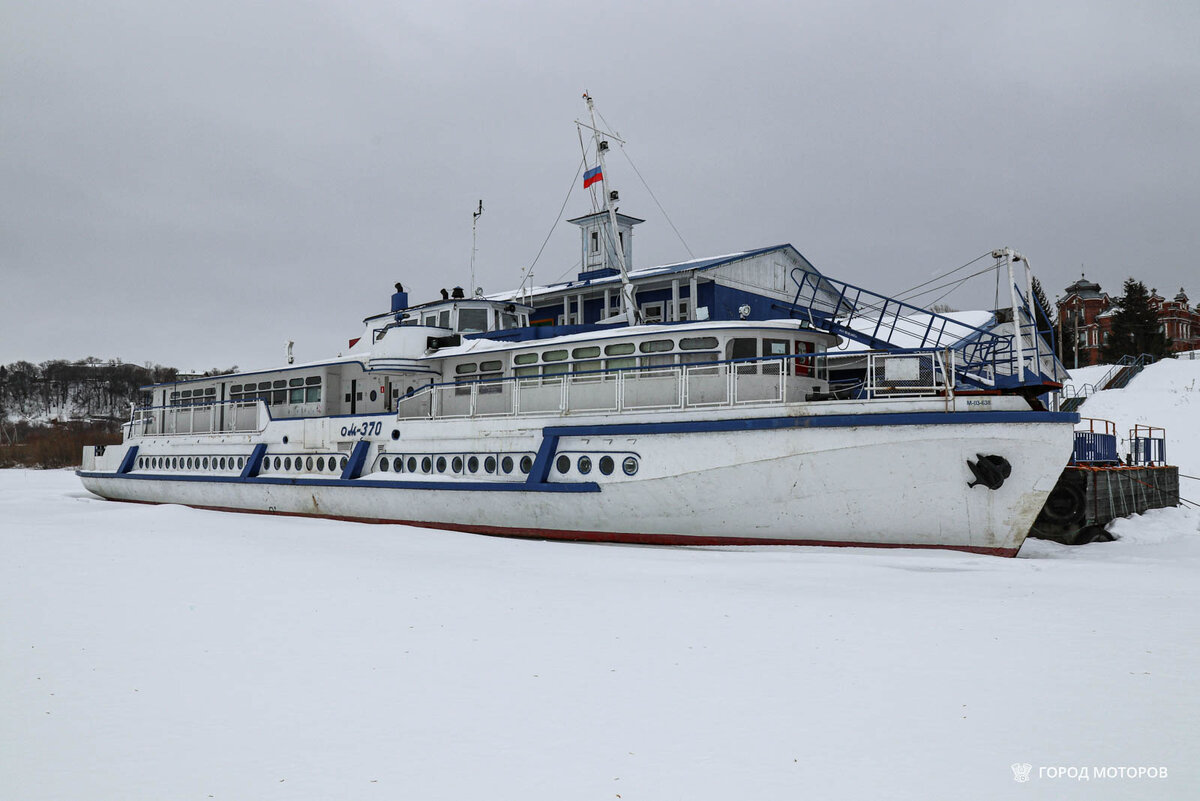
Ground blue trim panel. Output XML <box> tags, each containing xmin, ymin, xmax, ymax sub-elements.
<box><xmin>117</xmin><ymin>446</ymin><xmax>139</xmax><ymax>474</ymax></box>
<box><xmin>77</xmin><ymin>471</ymin><xmax>599</xmax><ymax>493</ymax></box>
<box><xmin>527</xmin><ymin>434</ymin><xmax>560</xmax><ymax>485</ymax></box>
<box><xmin>341</xmin><ymin>441</ymin><xmax>370</xmax><ymax>480</ymax></box>
<box><xmin>542</xmin><ymin>410</ymin><xmax>1079</xmax><ymax>438</ymax></box>
<box><xmin>241</xmin><ymin>443</ymin><xmax>267</xmax><ymax>478</ymax></box>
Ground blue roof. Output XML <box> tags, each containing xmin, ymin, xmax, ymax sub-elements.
<box><xmin>491</xmin><ymin>244</ymin><xmax>817</xmax><ymax>301</ymax></box>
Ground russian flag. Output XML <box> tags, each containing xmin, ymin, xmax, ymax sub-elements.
<box><xmin>583</xmin><ymin>165</ymin><xmax>603</xmax><ymax>189</ymax></box>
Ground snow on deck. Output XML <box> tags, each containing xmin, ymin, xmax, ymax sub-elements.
<box><xmin>3</xmin><ymin>467</ymin><xmax>1198</xmax><ymax>800</ymax></box>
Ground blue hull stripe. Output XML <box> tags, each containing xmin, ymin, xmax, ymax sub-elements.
<box><xmin>545</xmin><ymin>409</ymin><xmax>1077</xmax><ymax>438</ymax></box>
<box><xmin>77</xmin><ymin>471</ymin><xmax>600</xmax><ymax>493</ymax></box>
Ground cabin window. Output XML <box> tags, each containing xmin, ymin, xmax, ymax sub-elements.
<box><xmin>500</xmin><ymin>312</ymin><xmax>520</xmax><ymax>329</ymax></box>
<box><xmin>543</xmin><ymin>350</ymin><xmax>567</xmax><ymax>362</ymax></box>
<box><xmin>639</xmin><ymin>339</ymin><xmax>673</xmax><ymax>353</ymax></box>
<box><xmin>452</xmin><ymin>456</ymin><xmax>463</xmax><ymax>473</ymax></box>
<box><xmin>458</xmin><ymin>308</ymin><xmax>487</xmax><ymax>333</ymax></box>
<box><xmin>288</xmin><ymin>388</ymin><xmax>302</xmax><ymax>403</ymax></box>
<box><xmin>591</xmin><ymin>231</ymin><xmax>599</xmax><ymax>253</ymax></box>
<box><xmin>763</xmin><ymin>338</ymin><xmax>789</xmax><ymax>375</ymax></box>
<box><xmin>606</xmin><ymin>356</ymin><xmax>636</xmax><ymax>370</ymax></box>
<box><xmin>485</xmin><ymin>456</ymin><xmax>496</xmax><ymax>473</ymax></box>
<box><xmin>680</xmin><ymin>337</ymin><xmax>718</xmax><ymax>350</ymax></box>
<box><xmin>273</xmin><ymin>380</ymin><xmax>286</xmax><ymax>389</ymax></box>
<box><xmin>289</xmin><ymin>377</ymin><xmax>304</xmax><ymax>387</ymax></box>
<box><xmin>520</xmin><ymin>456</ymin><xmax>532</xmax><ymax>474</ymax></box>
<box><xmin>468</xmin><ymin>456</ymin><xmax>479</xmax><ymax>473</ymax></box>
<box><xmin>514</xmin><ymin>353</ymin><xmax>538</xmax><ymax>365</ymax></box>
<box><xmin>577</xmin><ymin>456</ymin><xmax>592</xmax><ymax>474</ymax></box>
<box><xmin>423</xmin><ymin>315</ymin><xmax>436</xmax><ymax>326</ymax></box>
<box><xmin>456</xmin><ymin>362</ymin><xmax>478</xmax><ymax>375</ymax></box>
<box><xmin>480</xmin><ymin>359</ymin><xmax>503</xmax><ymax>372</ymax></box>
<box><xmin>306</xmin><ymin>376</ymin><xmax>320</xmax><ymax>386</ymax></box>
<box><xmin>543</xmin><ymin>362</ymin><xmax>568</xmax><ymax>377</ymax></box>
<box><xmin>642</xmin><ymin>303</ymin><xmax>664</xmax><ymax>323</ymax></box>
<box><xmin>729</xmin><ymin>338</ymin><xmax>758</xmax><ymax>374</ymax></box>
<box><xmin>573</xmin><ymin>359</ymin><xmax>603</xmax><ymax>375</ymax></box>
<box><xmin>514</xmin><ymin>366</ymin><xmax>539</xmax><ymax>377</ymax></box>
<box><xmin>572</xmin><ymin>346</ymin><xmax>600</xmax><ymax>359</ymax></box>
<box><xmin>306</xmin><ymin>387</ymin><xmax>321</xmax><ymax>402</ymax></box>
<box><xmin>556</xmin><ymin>455</ymin><xmax>571</xmax><ymax>474</ymax></box>
<box><xmin>438</xmin><ymin>310</ymin><xmax>451</xmax><ymax>328</ymax></box>
<box><xmin>231</xmin><ymin>384</ymin><xmax>242</xmax><ymax>393</ymax></box>
<box><xmin>502</xmin><ymin>456</ymin><xmax>514</xmax><ymax>474</ymax></box>
<box><xmin>605</xmin><ymin>342</ymin><xmax>634</xmax><ymax>356</ymax></box>
<box><xmin>599</xmin><ymin>456</ymin><xmax>614</xmax><ymax>475</ymax></box>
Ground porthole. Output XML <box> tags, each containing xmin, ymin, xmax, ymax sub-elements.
<box><xmin>407</xmin><ymin>457</ymin><xmax>417</xmax><ymax>473</ymax></box>
<box><xmin>467</xmin><ymin>456</ymin><xmax>479</xmax><ymax>473</ymax></box>
<box><xmin>282</xmin><ymin>436</ymin><xmax>289</xmax><ymax>445</ymax></box>
<box><xmin>273</xmin><ymin>457</ymin><xmax>282</xmax><ymax>470</ymax></box>
<box><xmin>172</xmin><ymin>457</ymin><xmax>178</xmax><ymax>469</ymax></box>
<box><xmin>370</xmin><ymin>390</ymin><xmax>378</xmax><ymax>402</ymax></box>
<box><xmin>502</xmin><ymin>456</ymin><xmax>513</xmax><ymax>474</ymax></box>
<box><xmin>219</xmin><ymin>457</ymin><xmax>226</xmax><ymax>470</ymax></box>
<box><xmin>436</xmin><ymin>456</ymin><xmax>447</xmax><ymax>473</ymax></box>
<box><xmin>238</xmin><ymin>457</ymin><xmax>245</xmax><ymax>469</ymax></box>
<box><xmin>556</xmin><ymin>455</ymin><xmax>571</xmax><ymax>474</ymax></box>
<box><xmin>340</xmin><ymin>456</ymin><xmax>348</xmax><ymax>471</ymax></box>
<box><xmin>137</xmin><ymin>458</ymin><xmax>144</xmax><ymax>469</ymax></box>
<box><xmin>452</xmin><ymin>456</ymin><xmax>463</xmax><ymax>473</ymax></box>
<box><xmin>520</xmin><ymin>455</ymin><xmax>532</xmax><ymax>474</ymax></box>
<box><xmin>577</xmin><ymin>456</ymin><xmax>592</xmax><ymax>475</ymax></box>
<box><xmin>599</xmin><ymin>456</ymin><xmax>615</xmax><ymax>475</ymax></box>
<box><xmin>316</xmin><ymin>457</ymin><xmax>325</xmax><ymax>472</ymax></box>
<box><xmin>393</xmin><ymin>457</ymin><xmax>402</xmax><ymax>472</ymax></box>
<box><xmin>622</xmin><ymin>456</ymin><xmax>639</xmax><ymax>476</ymax></box>
<box><xmin>284</xmin><ymin>457</ymin><xmax>292</xmax><ymax>471</ymax></box>
<box><xmin>391</xmin><ymin>429</ymin><xmax>400</xmax><ymax>440</ymax></box>
<box><xmin>306</xmin><ymin>457</ymin><xmax>314</xmax><ymax>471</ymax></box>
<box><xmin>484</xmin><ymin>456</ymin><xmax>496</xmax><ymax>474</ymax></box>
<box><xmin>203</xmin><ymin>457</ymin><xmax>210</xmax><ymax>469</ymax></box>
<box><xmin>187</xmin><ymin>457</ymin><xmax>194</xmax><ymax>469</ymax></box>
<box><xmin>380</xmin><ymin>458</ymin><xmax>390</xmax><ymax>472</ymax></box>
<box><xmin>421</xmin><ymin>456</ymin><xmax>432</xmax><ymax>473</ymax></box>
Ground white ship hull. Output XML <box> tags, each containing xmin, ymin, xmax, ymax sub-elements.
<box><xmin>80</xmin><ymin>400</ymin><xmax>1074</xmax><ymax>556</ymax></box>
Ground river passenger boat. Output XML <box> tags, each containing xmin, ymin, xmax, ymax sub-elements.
<box><xmin>79</xmin><ymin>98</ymin><xmax>1076</xmax><ymax>555</ymax></box>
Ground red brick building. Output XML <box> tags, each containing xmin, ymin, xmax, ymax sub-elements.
<box><xmin>1055</xmin><ymin>276</ymin><xmax>1200</xmax><ymax>368</ymax></box>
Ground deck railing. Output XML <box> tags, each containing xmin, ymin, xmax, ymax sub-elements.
<box><xmin>396</xmin><ymin>349</ymin><xmax>957</xmax><ymax>421</ymax></box>
<box><xmin>126</xmin><ymin>399</ymin><xmax>268</xmax><ymax>438</ymax></box>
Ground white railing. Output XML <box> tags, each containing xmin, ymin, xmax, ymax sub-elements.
<box><xmin>126</xmin><ymin>400</ymin><xmax>268</xmax><ymax>438</ymax></box>
<box><xmin>396</xmin><ymin>350</ymin><xmax>956</xmax><ymax>421</ymax></box>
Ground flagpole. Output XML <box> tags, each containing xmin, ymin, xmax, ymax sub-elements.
<box><xmin>583</xmin><ymin>92</ymin><xmax>640</xmax><ymax>326</ymax></box>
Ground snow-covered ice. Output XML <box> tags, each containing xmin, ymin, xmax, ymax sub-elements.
<box><xmin>3</xmin><ymin>466</ymin><xmax>1199</xmax><ymax>800</ymax></box>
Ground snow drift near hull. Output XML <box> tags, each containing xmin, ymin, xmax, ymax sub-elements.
<box><xmin>79</xmin><ymin>419</ymin><xmax>1072</xmax><ymax>556</ymax></box>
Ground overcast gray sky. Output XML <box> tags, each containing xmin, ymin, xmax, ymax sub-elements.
<box><xmin>3</xmin><ymin>0</ymin><xmax>1198</xmax><ymax>370</ymax></box>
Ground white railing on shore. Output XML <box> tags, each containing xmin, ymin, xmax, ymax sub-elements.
<box><xmin>126</xmin><ymin>400</ymin><xmax>268</xmax><ymax>438</ymax></box>
<box><xmin>396</xmin><ymin>350</ymin><xmax>956</xmax><ymax>421</ymax></box>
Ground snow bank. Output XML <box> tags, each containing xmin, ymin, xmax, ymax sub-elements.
<box><xmin>1075</xmin><ymin>357</ymin><xmax>1200</xmax><ymax>478</ymax></box>
<box><xmin>3</xmin><ymin>469</ymin><xmax>1199</xmax><ymax>800</ymax></box>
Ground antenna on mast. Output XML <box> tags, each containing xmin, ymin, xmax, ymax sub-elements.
<box><xmin>469</xmin><ymin>199</ymin><xmax>483</xmax><ymax>296</ymax></box>
<box><xmin>580</xmin><ymin>92</ymin><xmax>640</xmax><ymax>326</ymax></box>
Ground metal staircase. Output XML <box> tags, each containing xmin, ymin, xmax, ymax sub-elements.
<box><xmin>1061</xmin><ymin>354</ymin><xmax>1157</xmax><ymax>412</ymax></box>
<box><xmin>782</xmin><ymin>268</ymin><xmax>1060</xmax><ymax>391</ymax></box>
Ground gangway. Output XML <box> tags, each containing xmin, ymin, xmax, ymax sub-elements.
<box><xmin>783</xmin><ymin>274</ymin><xmax>1061</xmax><ymax>392</ymax></box>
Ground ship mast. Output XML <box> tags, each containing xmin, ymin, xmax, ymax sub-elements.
<box><xmin>582</xmin><ymin>93</ymin><xmax>640</xmax><ymax>326</ymax></box>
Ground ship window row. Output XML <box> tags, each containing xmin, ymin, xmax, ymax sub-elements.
<box><xmin>503</xmin><ymin>336</ymin><xmax>817</xmax><ymax>378</ymax></box>
<box><xmin>229</xmin><ymin>376</ymin><xmax>322</xmax><ymax>406</ymax></box>
<box><xmin>554</xmin><ymin>453</ymin><xmax>638</xmax><ymax>477</ymax></box>
<box><xmin>169</xmin><ymin>386</ymin><xmax>217</xmax><ymax>405</ymax></box>
<box><xmin>138</xmin><ymin>455</ymin><xmax>246</xmax><ymax>471</ymax></box>
<box><xmin>375</xmin><ymin>452</ymin><xmax>536</xmax><ymax>476</ymax></box>
<box><xmin>261</xmin><ymin>454</ymin><xmax>348</xmax><ymax>474</ymax></box>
